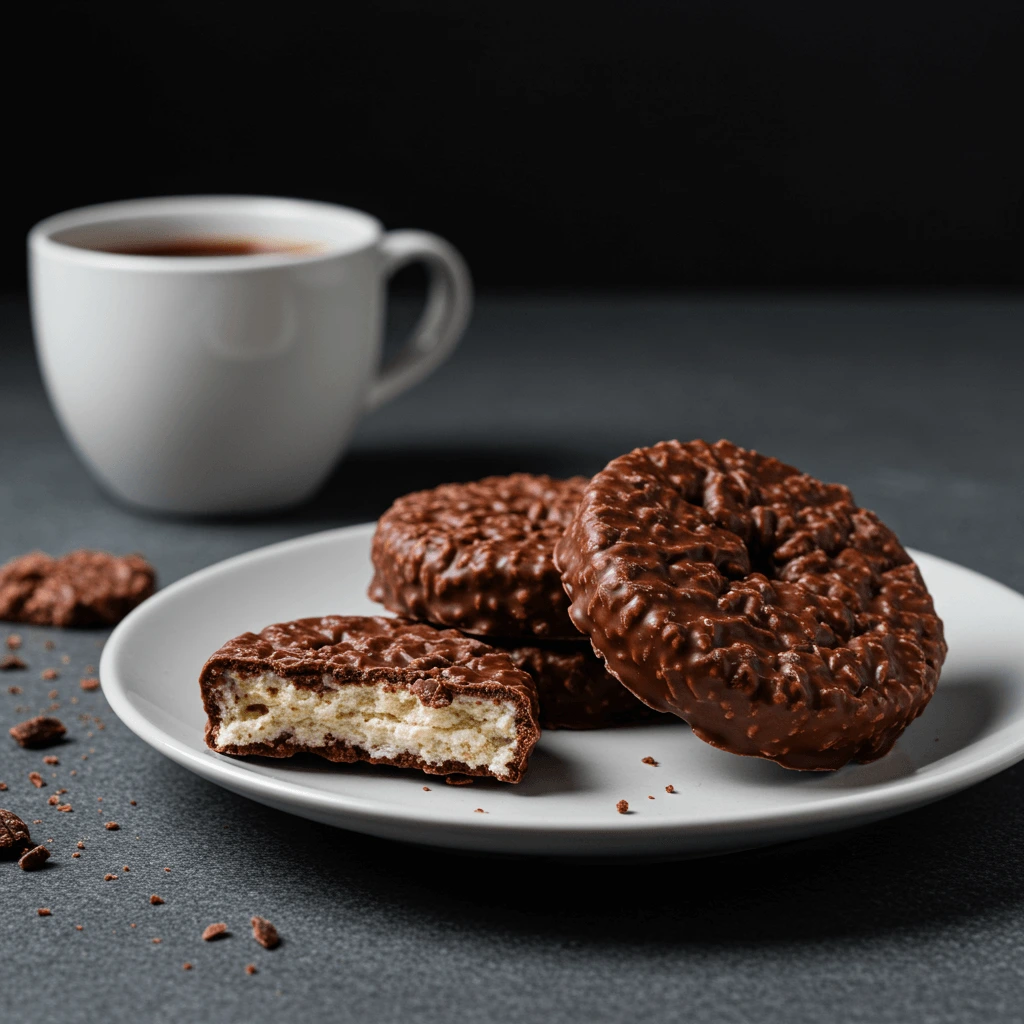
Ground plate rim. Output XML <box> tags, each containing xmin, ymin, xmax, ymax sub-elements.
<box><xmin>99</xmin><ymin>524</ymin><xmax>1024</xmax><ymax>845</ymax></box>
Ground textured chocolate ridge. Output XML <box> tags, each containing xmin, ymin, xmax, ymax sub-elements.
<box><xmin>369</xmin><ymin>474</ymin><xmax>587</xmax><ymax>639</ymax></box>
<box><xmin>199</xmin><ymin>615</ymin><xmax>541</xmax><ymax>783</ymax></box>
<box><xmin>487</xmin><ymin>638</ymin><xmax>666</xmax><ymax>730</ymax></box>
<box><xmin>554</xmin><ymin>439</ymin><xmax>947</xmax><ymax>771</ymax></box>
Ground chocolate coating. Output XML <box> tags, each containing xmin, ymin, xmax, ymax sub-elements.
<box><xmin>200</xmin><ymin>615</ymin><xmax>541</xmax><ymax>783</ymax></box>
<box><xmin>0</xmin><ymin>550</ymin><xmax>155</xmax><ymax>627</ymax></box>
<box><xmin>554</xmin><ymin>439</ymin><xmax>947</xmax><ymax>770</ymax></box>
<box><xmin>369</xmin><ymin>475</ymin><xmax>587</xmax><ymax>639</ymax></box>
<box><xmin>490</xmin><ymin>638</ymin><xmax>666</xmax><ymax>730</ymax></box>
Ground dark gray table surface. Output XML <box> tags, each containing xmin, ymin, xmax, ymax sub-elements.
<box><xmin>1</xmin><ymin>294</ymin><xmax>1022</xmax><ymax>1023</ymax></box>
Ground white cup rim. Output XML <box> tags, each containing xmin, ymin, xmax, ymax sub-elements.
<box><xmin>28</xmin><ymin>195</ymin><xmax>383</xmax><ymax>273</ymax></box>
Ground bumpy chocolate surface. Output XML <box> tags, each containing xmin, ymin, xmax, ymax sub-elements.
<box><xmin>0</xmin><ymin>550</ymin><xmax>156</xmax><ymax>627</ymax></box>
<box><xmin>369</xmin><ymin>475</ymin><xmax>587</xmax><ymax>638</ymax></box>
<box><xmin>554</xmin><ymin>439</ymin><xmax>947</xmax><ymax>770</ymax></box>
<box><xmin>200</xmin><ymin>615</ymin><xmax>541</xmax><ymax>783</ymax></box>
<box><xmin>491</xmin><ymin>638</ymin><xmax>665</xmax><ymax>730</ymax></box>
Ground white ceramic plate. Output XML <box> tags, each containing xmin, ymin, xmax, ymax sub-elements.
<box><xmin>101</xmin><ymin>524</ymin><xmax>1024</xmax><ymax>858</ymax></box>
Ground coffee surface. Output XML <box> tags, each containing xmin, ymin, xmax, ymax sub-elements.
<box><xmin>79</xmin><ymin>235</ymin><xmax>321</xmax><ymax>257</ymax></box>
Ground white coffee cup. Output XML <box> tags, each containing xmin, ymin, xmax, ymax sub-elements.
<box><xmin>28</xmin><ymin>195</ymin><xmax>472</xmax><ymax>515</ymax></box>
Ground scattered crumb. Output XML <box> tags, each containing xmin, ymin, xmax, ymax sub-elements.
<box><xmin>29</xmin><ymin>772</ymin><xmax>46</xmax><ymax>788</ymax></box>
<box><xmin>123</xmin><ymin>866</ymin><xmax>129</xmax><ymax>872</ymax></box>
<box><xmin>130</xmin><ymin>800</ymin><xmax>137</xmax><ymax>806</ymax></box>
<box><xmin>47</xmin><ymin>689</ymin><xmax>59</xmax><ymax>700</ymax></box>
<box><xmin>6</xmin><ymin>685</ymin><xmax>22</xmax><ymax>694</ymax></box>
<box><xmin>130</xmin><ymin>923</ymin><xmax>136</xmax><ymax>928</ymax></box>
<box><xmin>57</xmin><ymin>805</ymin><xmax>72</xmax><ymax>813</ymax></box>
<box><xmin>183</xmin><ymin>963</ymin><xmax>193</xmax><ymax>971</ymax></box>
<box><xmin>1</xmin><ymin>656</ymin><xmax>26</xmax><ymax>671</ymax></box>
<box><xmin>97</xmin><ymin>797</ymin><xmax>103</xmax><ymax>802</ymax></box>
<box><xmin>203</xmin><ymin>922</ymin><xmax>229</xmax><ymax>942</ymax></box>
<box><xmin>641</xmin><ymin>756</ymin><xmax>658</xmax><ymax>766</ymax></box>
<box><xmin>245</xmin><ymin>964</ymin><xmax>257</xmax><ymax>975</ymax></box>
<box><xmin>19</xmin><ymin>845</ymin><xmax>51</xmax><ymax>871</ymax></box>
<box><xmin>473</xmin><ymin>808</ymin><xmax>486</xmax><ymax>813</ymax></box>
<box><xmin>32</xmin><ymin>819</ymin><xmax>42</xmax><ymax>824</ymax></box>
<box><xmin>72</xmin><ymin>852</ymin><xmax>80</xmax><ymax>858</ymax></box>
<box><xmin>79</xmin><ymin>678</ymin><xmax>100</xmax><ymax>691</ymax></box>
<box><xmin>104</xmin><ymin>822</ymin><xmax>119</xmax><ymax>831</ymax></box>
<box><xmin>251</xmin><ymin>916</ymin><xmax>279</xmax><ymax>949</ymax></box>
<box><xmin>648</xmin><ymin>795</ymin><xmax>655</xmax><ymax>800</ymax></box>
<box><xmin>77</xmin><ymin>841</ymin><xmax>85</xmax><ymax>849</ymax></box>
<box><xmin>43</xmin><ymin>640</ymin><xmax>54</xmax><ymax>650</ymax></box>
<box><xmin>37</xmin><ymin>907</ymin><xmax>51</xmax><ymax>917</ymax></box>
<box><xmin>76</xmin><ymin>925</ymin><xmax>83</xmax><ymax>930</ymax></box>
<box><xmin>0</xmin><ymin>783</ymin><xmax>6</xmax><ymax>791</ymax></box>
<box><xmin>42</xmin><ymin>755</ymin><xmax>59</xmax><ymax>765</ymax></box>
<box><xmin>61</xmin><ymin>655</ymin><xmax>70</xmax><ymax>665</ymax></box>
<box><xmin>152</xmin><ymin>938</ymin><xmax>161</xmax><ymax>944</ymax></box>
<box><xmin>41</xmin><ymin>669</ymin><xmax>58</xmax><ymax>681</ymax></box>
<box><xmin>56</xmin><ymin>788</ymin><xmax>66</xmax><ymax>795</ymax></box>
<box><xmin>70</xmin><ymin>770</ymin><xmax>77</xmax><ymax>776</ymax></box>
<box><xmin>10</xmin><ymin>716</ymin><xmax>67</xmax><ymax>749</ymax></box>
<box><xmin>48</xmin><ymin>795</ymin><xmax>59</xmax><ymax>806</ymax></box>
<box><xmin>422</xmin><ymin>786</ymin><xmax>430</xmax><ymax>792</ymax></box>
<box><xmin>164</xmin><ymin>867</ymin><xmax>171</xmax><ymax>872</ymax></box>
<box><xmin>104</xmin><ymin>873</ymin><xmax>117</xmax><ymax>881</ymax></box>
<box><xmin>445</xmin><ymin>775</ymin><xmax>473</xmax><ymax>786</ymax></box>
<box><xmin>665</xmin><ymin>785</ymin><xmax>676</xmax><ymax>794</ymax></box>
<box><xmin>616</xmin><ymin>800</ymin><xmax>629</xmax><ymax>815</ymax></box>
<box><xmin>150</xmin><ymin>895</ymin><xmax>164</xmax><ymax>905</ymax></box>
<box><xmin>6</xmin><ymin>634</ymin><xmax>22</xmax><ymax>649</ymax></box>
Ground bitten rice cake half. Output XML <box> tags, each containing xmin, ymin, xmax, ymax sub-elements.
<box><xmin>199</xmin><ymin>616</ymin><xmax>541</xmax><ymax>783</ymax></box>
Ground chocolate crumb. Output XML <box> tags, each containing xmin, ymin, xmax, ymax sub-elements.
<box><xmin>104</xmin><ymin>821</ymin><xmax>119</xmax><ymax>831</ymax></box>
<box><xmin>616</xmin><ymin>800</ymin><xmax>629</xmax><ymax>814</ymax></box>
<box><xmin>6</xmin><ymin>634</ymin><xmax>22</xmax><ymax>650</ymax></box>
<box><xmin>19</xmin><ymin>844</ymin><xmax>50</xmax><ymax>871</ymax></box>
<box><xmin>1</xmin><ymin>655</ymin><xmax>26</xmax><ymax>671</ymax></box>
<box><xmin>41</xmin><ymin>669</ymin><xmax>58</xmax><ymax>681</ymax></box>
<box><xmin>123</xmin><ymin>866</ymin><xmax>129</xmax><ymax>872</ymax></box>
<box><xmin>10</xmin><ymin>716</ymin><xmax>66</xmax><ymax>749</ymax></box>
<box><xmin>445</xmin><ymin>775</ymin><xmax>474</xmax><ymax>786</ymax></box>
<box><xmin>245</xmin><ymin>964</ymin><xmax>257</xmax><ymax>975</ymax></box>
<box><xmin>641</xmin><ymin>756</ymin><xmax>658</xmax><ymax>766</ymax></box>
<box><xmin>42</xmin><ymin>755</ymin><xmax>59</xmax><ymax>765</ymax></box>
<box><xmin>37</xmin><ymin>907</ymin><xmax>51</xmax><ymax>916</ymax></box>
<box><xmin>0</xmin><ymin>807</ymin><xmax>32</xmax><ymax>855</ymax></box>
<box><xmin>150</xmin><ymin>895</ymin><xmax>164</xmax><ymax>905</ymax></box>
<box><xmin>202</xmin><ymin>922</ymin><xmax>228</xmax><ymax>941</ymax></box>
<box><xmin>79</xmin><ymin>678</ymin><xmax>100</xmax><ymax>692</ymax></box>
<box><xmin>57</xmin><ymin>805</ymin><xmax>72</xmax><ymax>813</ymax></box>
<box><xmin>47</xmin><ymin>795</ymin><xmax>59</xmax><ymax>806</ymax></box>
<box><xmin>251</xmin><ymin>916</ymin><xmax>279</xmax><ymax>949</ymax></box>
<box><xmin>665</xmin><ymin>785</ymin><xmax>675</xmax><ymax>794</ymax></box>
<box><xmin>28</xmin><ymin>772</ymin><xmax>46</xmax><ymax>788</ymax></box>
<box><xmin>104</xmin><ymin>873</ymin><xmax>117</xmax><ymax>881</ymax></box>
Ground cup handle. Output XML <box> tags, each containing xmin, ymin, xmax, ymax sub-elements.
<box><xmin>366</xmin><ymin>230</ymin><xmax>472</xmax><ymax>412</ymax></box>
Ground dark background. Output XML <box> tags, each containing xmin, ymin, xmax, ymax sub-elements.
<box><xmin>6</xmin><ymin>0</ymin><xmax>1024</xmax><ymax>291</ymax></box>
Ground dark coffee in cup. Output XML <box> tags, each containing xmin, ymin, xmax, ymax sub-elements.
<box><xmin>80</xmin><ymin>235</ymin><xmax>322</xmax><ymax>257</ymax></box>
